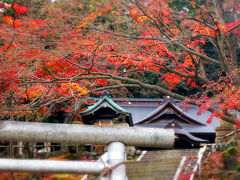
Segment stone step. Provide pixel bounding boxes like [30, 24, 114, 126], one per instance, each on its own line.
[142, 149, 198, 155]
[142, 154, 195, 159]
[127, 172, 177, 180]
[127, 175, 174, 179]
[142, 149, 199, 155]
[127, 167, 179, 172]
[127, 176, 173, 180]
[126, 149, 200, 180]
[127, 162, 180, 168]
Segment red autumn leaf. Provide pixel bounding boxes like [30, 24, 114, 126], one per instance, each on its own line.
[218, 111, 224, 119]
[13, 19, 22, 28]
[190, 82, 197, 88]
[206, 114, 214, 124]
[2, 16, 13, 24]
[13, 3, 28, 16]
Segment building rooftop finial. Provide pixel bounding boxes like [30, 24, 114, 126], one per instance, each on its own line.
[101, 90, 111, 98]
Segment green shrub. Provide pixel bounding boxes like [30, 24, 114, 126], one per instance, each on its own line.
[227, 147, 237, 156]
[222, 151, 230, 158]
[226, 139, 236, 148]
[236, 165, 240, 172]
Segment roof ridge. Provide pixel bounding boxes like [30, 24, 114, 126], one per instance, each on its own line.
[81, 95, 130, 114]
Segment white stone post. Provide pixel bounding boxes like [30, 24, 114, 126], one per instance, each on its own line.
[18, 141, 23, 155]
[108, 142, 127, 180]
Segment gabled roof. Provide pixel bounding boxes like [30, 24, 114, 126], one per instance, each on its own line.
[80, 95, 133, 126]
[81, 95, 130, 115]
[135, 100, 205, 126]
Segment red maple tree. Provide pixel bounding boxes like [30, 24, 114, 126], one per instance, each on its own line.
[0, 0, 239, 125]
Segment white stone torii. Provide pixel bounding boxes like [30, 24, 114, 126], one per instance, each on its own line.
[0, 121, 175, 180]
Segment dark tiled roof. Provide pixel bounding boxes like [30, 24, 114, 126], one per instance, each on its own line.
[119, 106, 156, 124]
[135, 101, 205, 125]
[86, 97, 222, 134]
[116, 100, 221, 134]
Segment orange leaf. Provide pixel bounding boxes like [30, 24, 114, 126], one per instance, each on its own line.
[2, 16, 14, 24]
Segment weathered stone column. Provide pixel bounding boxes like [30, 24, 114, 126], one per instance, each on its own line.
[44, 142, 51, 152]
[18, 141, 23, 155]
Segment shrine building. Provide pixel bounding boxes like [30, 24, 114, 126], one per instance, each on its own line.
[80, 93, 220, 148]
